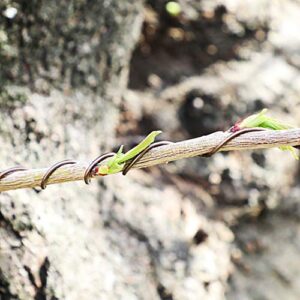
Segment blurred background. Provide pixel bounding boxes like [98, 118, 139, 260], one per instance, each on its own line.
[1, 0, 300, 299]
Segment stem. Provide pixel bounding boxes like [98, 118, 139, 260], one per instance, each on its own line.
[0, 129, 299, 192]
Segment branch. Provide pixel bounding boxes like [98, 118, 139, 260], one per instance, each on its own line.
[0, 129, 299, 192]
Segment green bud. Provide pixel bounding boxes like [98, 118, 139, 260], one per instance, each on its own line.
[166, 2, 181, 17]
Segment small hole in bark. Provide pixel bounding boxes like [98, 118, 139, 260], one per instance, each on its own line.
[157, 283, 173, 300]
[192, 229, 208, 245]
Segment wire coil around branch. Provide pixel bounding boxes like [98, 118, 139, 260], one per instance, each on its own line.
[0, 128, 271, 189]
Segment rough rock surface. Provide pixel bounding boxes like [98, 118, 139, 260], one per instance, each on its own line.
[1, 0, 300, 300]
[126, 0, 300, 299]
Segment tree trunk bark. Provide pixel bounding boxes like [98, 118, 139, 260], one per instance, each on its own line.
[0, 1, 145, 299]
[0, 1, 232, 299]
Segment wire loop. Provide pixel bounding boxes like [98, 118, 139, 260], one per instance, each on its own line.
[83, 152, 116, 184]
[206, 127, 267, 157]
[40, 159, 77, 189]
[122, 141, 173, 175]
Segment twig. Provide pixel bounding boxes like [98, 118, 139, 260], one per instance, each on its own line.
[0, 129, 299, 192]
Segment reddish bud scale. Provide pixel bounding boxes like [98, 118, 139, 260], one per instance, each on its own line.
[230, 123, 241, 132]
[93, 166, 108, 176]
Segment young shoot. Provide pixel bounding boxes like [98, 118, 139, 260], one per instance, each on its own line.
[96, 131, 162, 175]
[231, 108, 299, 159]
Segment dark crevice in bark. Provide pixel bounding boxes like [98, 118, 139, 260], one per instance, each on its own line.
[24, 258, 50, 300]
[34, 257, 50, 300]
[0, 211, 23, 241]
[0, 270, 19, 300]
[156, 283, 174, 300]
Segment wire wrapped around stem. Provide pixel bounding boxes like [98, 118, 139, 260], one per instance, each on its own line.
[0, 128, 299, 192]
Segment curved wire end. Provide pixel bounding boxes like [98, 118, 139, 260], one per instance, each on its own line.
[0, 166, 27, 181]
[84, 152, 115, 185]
[40, 160, 77, 190]
[122, 141, 173, 176]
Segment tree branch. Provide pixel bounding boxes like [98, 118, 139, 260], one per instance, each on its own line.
[0, 129, 299, 192]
